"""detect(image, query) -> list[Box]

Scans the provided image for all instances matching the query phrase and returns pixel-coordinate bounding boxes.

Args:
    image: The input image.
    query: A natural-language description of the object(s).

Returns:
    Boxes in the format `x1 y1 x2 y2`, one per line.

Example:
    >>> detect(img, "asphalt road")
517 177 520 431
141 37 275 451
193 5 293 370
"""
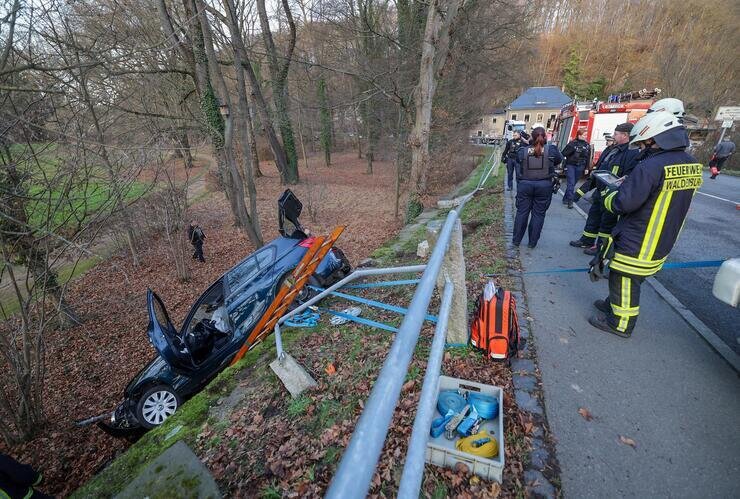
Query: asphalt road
511 192 740 498
578 170 740 354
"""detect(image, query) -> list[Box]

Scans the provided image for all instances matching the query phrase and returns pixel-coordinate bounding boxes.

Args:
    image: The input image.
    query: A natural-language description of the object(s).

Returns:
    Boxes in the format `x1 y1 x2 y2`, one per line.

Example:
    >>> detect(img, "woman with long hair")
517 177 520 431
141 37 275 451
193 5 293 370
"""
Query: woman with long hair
513 126 563 248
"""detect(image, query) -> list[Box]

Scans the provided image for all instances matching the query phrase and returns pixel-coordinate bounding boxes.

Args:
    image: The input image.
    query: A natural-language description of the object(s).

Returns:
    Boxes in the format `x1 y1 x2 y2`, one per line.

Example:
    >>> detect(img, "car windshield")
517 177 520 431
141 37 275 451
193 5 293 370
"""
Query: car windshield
226 245 276 298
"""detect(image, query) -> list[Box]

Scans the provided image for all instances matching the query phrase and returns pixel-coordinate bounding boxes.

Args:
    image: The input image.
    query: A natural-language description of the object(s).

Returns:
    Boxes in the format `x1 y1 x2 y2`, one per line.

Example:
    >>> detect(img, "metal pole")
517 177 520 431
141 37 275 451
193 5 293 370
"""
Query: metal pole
397 280 454 498
325 209 460 499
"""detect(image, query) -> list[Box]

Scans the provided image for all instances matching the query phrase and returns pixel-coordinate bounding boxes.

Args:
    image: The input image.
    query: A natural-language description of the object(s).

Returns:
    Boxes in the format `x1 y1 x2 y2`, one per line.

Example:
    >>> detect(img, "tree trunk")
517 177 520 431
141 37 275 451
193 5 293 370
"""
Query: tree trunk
406 0 462 222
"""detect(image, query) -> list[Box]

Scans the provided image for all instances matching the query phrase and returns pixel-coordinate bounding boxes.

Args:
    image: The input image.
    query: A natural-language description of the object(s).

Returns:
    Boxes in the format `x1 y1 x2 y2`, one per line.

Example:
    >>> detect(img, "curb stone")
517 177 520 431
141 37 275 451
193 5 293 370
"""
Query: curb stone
503 190 561 499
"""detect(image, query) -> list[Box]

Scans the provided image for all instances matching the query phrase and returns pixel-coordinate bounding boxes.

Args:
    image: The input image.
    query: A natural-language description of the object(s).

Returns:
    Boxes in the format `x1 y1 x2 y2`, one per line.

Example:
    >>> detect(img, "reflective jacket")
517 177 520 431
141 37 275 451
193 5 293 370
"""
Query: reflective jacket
1 453 42 499
501 138 527 161
561 139 590 168
602 149 702 276
576 143 640 199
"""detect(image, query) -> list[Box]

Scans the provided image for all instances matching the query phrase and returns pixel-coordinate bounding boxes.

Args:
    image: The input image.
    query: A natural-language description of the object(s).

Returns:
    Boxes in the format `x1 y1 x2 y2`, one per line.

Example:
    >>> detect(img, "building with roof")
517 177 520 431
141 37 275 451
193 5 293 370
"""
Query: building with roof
470 107 506 142
506 86 572 132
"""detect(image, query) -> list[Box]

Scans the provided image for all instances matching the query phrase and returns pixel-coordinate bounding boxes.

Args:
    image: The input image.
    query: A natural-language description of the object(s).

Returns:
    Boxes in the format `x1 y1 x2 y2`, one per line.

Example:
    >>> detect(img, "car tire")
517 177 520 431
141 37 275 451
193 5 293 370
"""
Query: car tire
136 385 180 429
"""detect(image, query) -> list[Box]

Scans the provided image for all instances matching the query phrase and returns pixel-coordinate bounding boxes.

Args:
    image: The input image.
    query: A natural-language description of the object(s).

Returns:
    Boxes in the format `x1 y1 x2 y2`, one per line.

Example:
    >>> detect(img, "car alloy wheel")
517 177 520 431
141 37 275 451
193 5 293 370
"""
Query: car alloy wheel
137 385 179 428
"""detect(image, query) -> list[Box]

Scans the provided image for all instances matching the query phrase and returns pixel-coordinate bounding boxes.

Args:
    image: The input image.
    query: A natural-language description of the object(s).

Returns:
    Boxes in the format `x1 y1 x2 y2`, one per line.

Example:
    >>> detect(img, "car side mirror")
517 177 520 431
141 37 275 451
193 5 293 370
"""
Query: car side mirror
712 258 740 307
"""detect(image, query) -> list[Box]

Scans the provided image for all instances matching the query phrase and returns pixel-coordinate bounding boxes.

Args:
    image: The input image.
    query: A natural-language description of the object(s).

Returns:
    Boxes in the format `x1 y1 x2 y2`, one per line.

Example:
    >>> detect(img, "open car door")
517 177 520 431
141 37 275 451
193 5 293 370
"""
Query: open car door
147 289 193 371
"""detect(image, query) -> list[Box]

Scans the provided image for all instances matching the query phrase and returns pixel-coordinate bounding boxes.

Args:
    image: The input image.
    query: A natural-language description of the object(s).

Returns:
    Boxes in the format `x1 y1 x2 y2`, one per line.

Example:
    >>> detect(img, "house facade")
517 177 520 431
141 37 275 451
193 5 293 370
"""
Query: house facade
506 86 572 133
470 108 507 140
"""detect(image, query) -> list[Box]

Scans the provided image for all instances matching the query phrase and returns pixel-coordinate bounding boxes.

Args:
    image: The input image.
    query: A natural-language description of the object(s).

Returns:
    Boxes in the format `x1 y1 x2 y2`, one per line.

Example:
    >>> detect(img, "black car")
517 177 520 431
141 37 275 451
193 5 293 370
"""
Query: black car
96 191 350 435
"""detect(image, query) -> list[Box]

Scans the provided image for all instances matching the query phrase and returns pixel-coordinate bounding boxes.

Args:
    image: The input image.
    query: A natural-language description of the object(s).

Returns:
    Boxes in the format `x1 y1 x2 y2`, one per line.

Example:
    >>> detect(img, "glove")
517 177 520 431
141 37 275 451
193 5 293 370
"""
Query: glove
551 177 561 195
588 239 614 282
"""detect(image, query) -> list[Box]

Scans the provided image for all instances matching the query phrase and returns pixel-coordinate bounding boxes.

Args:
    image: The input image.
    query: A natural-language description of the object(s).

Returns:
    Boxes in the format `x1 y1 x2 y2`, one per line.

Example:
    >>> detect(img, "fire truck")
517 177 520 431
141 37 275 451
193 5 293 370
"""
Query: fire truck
552 90 660 172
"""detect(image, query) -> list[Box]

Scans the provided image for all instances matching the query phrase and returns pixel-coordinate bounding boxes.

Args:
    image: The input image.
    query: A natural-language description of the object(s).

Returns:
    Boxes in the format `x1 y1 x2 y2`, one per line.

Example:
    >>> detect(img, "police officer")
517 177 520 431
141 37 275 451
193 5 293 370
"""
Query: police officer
570 123 640 255
561 129 591 209
512 126 563 248
588 111 702 337
501 131 527 191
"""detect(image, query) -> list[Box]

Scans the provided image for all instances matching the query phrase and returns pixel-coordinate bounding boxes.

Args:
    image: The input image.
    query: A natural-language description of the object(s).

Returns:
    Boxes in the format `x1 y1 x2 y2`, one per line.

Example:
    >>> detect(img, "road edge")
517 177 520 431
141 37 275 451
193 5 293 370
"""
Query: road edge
563 190 740 373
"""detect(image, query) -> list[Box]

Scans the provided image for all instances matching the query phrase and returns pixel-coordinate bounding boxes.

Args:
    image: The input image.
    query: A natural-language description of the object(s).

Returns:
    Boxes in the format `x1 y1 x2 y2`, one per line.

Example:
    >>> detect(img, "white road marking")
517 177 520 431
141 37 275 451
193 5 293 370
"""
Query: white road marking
696 190 740 206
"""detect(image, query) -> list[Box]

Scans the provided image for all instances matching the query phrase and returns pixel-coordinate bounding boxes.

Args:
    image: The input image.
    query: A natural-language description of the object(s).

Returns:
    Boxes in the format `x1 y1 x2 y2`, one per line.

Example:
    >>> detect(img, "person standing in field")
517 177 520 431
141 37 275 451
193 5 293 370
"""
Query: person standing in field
188 220 206 263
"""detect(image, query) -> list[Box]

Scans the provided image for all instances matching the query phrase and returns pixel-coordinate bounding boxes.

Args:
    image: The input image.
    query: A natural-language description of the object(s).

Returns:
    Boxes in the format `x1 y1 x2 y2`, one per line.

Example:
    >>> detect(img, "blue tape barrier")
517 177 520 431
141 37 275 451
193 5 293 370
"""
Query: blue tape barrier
318 307 398 333
486 259 725 276
309 286 438 323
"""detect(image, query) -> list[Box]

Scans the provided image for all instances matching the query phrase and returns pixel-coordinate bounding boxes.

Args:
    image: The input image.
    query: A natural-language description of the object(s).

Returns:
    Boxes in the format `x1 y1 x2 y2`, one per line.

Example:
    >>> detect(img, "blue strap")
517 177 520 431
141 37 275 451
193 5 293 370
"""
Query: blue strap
284 310 320 328
317 307 399 333
342 279 421 289
430 410 455 438
310 286 438 323
485 259 725 276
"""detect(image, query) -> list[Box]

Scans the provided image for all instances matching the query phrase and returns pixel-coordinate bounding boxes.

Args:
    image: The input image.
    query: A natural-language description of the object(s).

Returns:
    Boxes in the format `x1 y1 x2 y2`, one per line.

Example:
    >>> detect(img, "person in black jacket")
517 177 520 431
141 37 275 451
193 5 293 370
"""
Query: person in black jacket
188 220 206 263
571 123 640 255
513 127 563 248
560 129 591 208
589 111 701 337
1 453 52 499
500 132 527 191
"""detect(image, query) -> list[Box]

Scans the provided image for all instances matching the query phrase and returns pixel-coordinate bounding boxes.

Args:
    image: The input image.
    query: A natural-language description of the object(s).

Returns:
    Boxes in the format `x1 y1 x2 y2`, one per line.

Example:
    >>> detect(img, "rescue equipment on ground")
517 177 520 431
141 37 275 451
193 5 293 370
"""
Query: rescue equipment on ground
329 306 362 325
456 430 499 459
437 390 467 415
456 406 481 437
468 392 500 420
284 310 320 328
430 388 501 446
470 281 520 360
445 405 470 440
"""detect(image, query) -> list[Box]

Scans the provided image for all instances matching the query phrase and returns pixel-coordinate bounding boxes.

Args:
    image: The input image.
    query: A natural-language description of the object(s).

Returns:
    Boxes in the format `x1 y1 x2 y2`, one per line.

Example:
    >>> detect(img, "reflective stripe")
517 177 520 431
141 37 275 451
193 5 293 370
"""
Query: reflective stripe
611 304 640 316
604 191 617 212
613 252 666 267
582 231 598 238
598 232 611 239
639 190 672 260
576 188 586 196
611 165 620 174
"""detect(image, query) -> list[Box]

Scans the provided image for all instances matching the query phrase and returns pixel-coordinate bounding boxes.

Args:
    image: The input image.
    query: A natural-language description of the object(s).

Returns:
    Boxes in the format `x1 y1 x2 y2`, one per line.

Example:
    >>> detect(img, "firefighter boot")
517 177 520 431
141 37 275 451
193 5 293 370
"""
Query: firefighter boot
593 299 610 314
588 314 631 338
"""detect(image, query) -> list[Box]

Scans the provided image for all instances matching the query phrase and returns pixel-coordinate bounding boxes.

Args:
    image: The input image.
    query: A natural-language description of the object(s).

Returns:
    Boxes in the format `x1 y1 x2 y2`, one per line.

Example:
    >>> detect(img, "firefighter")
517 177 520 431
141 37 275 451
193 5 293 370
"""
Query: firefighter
647 97 686 119
1 453 52 498
561 129 591 209
501 131 527 191
588 111 702 337
512 126 563 248
573 123 640 256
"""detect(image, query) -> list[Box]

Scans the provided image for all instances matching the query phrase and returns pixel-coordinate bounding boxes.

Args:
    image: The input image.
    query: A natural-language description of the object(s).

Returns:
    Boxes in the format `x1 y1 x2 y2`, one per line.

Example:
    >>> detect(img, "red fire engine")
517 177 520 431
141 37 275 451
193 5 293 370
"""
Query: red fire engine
552 96 656 167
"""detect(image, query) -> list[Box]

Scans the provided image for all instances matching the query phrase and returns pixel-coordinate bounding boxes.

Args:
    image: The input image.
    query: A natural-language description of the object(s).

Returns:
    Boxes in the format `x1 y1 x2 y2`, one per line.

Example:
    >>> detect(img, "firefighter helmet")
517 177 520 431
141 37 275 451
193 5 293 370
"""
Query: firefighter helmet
630 111 689 149
647 98 685 118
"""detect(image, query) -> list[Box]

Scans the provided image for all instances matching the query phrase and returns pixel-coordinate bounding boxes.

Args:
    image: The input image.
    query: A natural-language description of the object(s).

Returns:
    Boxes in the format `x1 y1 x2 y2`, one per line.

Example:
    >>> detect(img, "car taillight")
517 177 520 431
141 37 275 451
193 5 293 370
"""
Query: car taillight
299 237 316 248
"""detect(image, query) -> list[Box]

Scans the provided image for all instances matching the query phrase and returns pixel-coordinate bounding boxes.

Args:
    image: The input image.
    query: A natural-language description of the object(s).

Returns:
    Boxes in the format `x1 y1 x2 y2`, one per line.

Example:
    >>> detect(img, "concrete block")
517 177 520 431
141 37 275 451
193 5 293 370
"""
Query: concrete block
511 358 535 374
515 390 543 415
115 441 220 499
529 439 550 470
513 374 537 392
416 240 429 258
270 353 317 398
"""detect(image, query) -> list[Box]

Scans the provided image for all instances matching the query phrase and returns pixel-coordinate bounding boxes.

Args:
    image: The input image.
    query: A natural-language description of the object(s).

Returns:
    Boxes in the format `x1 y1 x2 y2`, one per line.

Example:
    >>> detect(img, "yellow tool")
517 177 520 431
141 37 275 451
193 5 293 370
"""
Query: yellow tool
455 430 499 459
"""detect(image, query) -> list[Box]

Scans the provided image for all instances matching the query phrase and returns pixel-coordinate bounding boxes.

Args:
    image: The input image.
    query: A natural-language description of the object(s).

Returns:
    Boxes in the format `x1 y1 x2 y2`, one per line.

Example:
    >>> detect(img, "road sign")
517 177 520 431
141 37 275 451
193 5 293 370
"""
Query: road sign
722 119 733 128
714 106 740 121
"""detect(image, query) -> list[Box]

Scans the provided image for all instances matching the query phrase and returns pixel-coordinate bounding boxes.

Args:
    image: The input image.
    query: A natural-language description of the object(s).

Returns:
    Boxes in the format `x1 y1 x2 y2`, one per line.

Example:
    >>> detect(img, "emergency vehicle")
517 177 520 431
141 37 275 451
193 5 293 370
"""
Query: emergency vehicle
503 119 526 141
552 90 659 168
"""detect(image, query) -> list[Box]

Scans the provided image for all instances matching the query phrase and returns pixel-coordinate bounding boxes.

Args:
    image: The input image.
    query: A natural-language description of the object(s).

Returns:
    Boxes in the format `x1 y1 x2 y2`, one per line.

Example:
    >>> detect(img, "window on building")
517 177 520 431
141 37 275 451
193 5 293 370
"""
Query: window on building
524 114 530 122
511 114 517 120
477 130 482 137
536 113 543 123
479 118 484 123
492 118 497 124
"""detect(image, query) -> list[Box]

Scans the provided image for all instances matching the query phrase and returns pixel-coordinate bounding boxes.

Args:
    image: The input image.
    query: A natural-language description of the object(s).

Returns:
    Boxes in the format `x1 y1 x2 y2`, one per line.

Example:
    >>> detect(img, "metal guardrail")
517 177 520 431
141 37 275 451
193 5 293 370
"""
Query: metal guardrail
274 147 498 498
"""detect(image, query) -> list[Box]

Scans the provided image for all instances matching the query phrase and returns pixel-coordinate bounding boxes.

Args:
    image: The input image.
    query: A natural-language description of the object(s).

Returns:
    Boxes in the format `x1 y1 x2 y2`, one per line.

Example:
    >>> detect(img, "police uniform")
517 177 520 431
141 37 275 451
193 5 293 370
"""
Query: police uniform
501 136 527 190
598 133 702 335
513 143 563 247
561 137 590 204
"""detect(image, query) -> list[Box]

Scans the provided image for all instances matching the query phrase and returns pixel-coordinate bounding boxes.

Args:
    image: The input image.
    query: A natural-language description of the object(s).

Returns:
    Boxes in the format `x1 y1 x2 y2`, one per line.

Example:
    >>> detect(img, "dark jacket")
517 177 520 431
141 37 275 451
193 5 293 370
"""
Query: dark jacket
713 140 735 158
576 143 640 199
561 138 590 168
603 148 702 276
516 144 563 180
501 138 527 161
1 453 43 499
188 225 205 245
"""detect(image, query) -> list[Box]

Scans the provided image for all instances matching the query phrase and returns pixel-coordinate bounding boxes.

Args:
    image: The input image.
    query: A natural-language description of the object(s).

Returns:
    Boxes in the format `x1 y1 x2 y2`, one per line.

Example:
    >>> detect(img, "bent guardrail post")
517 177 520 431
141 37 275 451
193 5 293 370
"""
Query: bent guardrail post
325 209 460 499
397 279 454 498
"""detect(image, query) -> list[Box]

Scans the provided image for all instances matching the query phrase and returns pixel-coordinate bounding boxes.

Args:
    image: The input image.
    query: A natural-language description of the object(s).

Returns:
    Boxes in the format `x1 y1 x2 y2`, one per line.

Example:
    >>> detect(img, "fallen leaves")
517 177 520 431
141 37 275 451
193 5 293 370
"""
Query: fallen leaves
578 407 594 421
619 435 637 449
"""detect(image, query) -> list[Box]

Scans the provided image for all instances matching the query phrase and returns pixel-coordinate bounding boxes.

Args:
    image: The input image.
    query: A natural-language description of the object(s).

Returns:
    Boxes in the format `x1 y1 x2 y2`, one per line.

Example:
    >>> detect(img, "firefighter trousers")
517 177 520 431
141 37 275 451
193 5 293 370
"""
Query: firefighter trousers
605 270 643 335
579 197 602 244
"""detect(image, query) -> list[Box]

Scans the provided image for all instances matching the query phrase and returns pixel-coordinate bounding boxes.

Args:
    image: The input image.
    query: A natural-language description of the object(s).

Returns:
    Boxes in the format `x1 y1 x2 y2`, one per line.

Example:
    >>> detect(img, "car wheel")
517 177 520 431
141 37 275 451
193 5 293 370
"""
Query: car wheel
136 385 180 429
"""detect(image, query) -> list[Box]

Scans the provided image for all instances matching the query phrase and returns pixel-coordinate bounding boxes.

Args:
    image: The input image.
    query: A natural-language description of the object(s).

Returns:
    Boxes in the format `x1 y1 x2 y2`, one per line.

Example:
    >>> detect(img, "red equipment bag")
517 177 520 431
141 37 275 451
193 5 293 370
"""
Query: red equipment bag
470 285 520 360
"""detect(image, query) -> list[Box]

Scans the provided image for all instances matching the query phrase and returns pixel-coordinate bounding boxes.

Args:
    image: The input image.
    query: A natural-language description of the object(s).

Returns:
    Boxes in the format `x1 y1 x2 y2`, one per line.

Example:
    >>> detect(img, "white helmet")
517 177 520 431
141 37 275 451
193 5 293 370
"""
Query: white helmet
648 98 685 118
629 111 688 149
532 122 546 130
